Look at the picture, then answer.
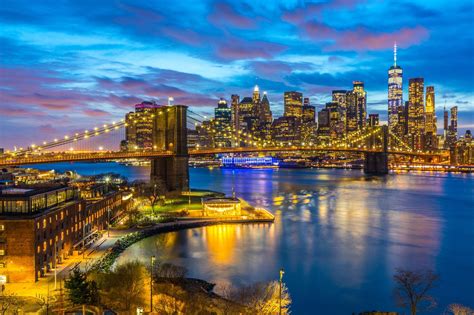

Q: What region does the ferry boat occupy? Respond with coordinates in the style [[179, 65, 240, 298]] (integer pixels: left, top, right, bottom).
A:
[[221, 156, 280, 169]]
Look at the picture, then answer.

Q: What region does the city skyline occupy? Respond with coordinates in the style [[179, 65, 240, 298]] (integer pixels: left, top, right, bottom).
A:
[[1, 0, 473, 149]]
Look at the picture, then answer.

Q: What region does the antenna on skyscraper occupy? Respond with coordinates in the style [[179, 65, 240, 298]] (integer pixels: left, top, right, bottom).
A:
[[394, 42, 397, 67]]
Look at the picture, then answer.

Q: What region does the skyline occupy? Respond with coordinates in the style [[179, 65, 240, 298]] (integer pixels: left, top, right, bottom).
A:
[[1, 0, 473, 149]]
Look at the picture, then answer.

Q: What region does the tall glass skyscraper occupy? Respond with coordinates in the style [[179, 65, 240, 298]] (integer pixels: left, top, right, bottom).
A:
[[388, 43, 403, 135]]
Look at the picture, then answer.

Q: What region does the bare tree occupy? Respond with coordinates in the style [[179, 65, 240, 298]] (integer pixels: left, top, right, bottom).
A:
[[225, 281, 291, 315], [447, 303, 474, 315], [0, 291, 24, 315], [136, 180, 166, 215], [393, 268, 439, 315]]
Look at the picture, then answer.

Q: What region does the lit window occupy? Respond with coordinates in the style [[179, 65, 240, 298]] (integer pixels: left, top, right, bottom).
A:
[[0, 225, 4, 231], [0, 250, 5, 256]]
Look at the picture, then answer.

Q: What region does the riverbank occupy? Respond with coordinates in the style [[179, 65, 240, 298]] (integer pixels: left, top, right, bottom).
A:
[[92, 216, 274, 272]]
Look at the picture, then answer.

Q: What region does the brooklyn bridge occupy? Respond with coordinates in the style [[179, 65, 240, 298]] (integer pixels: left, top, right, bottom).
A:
[[0, 105, 450, 191]]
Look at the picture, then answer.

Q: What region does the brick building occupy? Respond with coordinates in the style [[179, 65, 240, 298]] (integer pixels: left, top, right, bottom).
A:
[[0, 185, 130, 283]]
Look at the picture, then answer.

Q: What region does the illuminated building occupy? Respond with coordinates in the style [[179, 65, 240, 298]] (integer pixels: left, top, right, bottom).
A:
[[424, 86, 438, 150], [450, 130, 473, 165], [443, 104, 449, 139], [272, 116, 300, 146], [425, 86, 436, 134], [301, 102, 317, 144], [346, 81, 367, 132], [446, 106, 458, 148], [214, 98, 232, 147], [388, 43, 403, 135], [230, 94, 240, 146], [0, 185, 130, 283], [203, 198, 241, 216], [124, 101, 161, 151], [317, 108, 330, 140], [368, 114, 380, 127], [284, 91, 303, 118], [332, 90, 347, 136], [260, 91, 273, 123], [407, 78, 425, 150], [302, 105, 316, 123]]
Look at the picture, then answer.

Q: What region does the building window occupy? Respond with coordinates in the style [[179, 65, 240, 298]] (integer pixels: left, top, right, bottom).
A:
[[0, 225, 4, 231], [0, 250, 5, 256]]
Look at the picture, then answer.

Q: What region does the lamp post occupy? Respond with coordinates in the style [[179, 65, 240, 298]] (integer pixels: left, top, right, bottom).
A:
[[279, 268, 285, 315], [150, 255, 156, 313]]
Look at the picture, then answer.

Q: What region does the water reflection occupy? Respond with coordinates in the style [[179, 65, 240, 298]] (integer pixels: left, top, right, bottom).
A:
[[32, 163, 473, 314]]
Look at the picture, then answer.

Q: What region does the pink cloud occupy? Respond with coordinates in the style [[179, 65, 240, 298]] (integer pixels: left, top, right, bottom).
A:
[[209, 3, 256, 29], [326, 26, 429, 51], [216, 39, 287, 60], [83, 109, 109, 117]]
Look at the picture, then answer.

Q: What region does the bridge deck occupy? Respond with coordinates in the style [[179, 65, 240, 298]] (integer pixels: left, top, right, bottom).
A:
[[0, 147, 448, 167]]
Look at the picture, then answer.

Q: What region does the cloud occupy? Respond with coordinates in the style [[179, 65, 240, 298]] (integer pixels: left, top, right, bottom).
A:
[[83, 108, 109, 117], [215, 39, 287, 60], [326, 26, 430, 51], [208, 2, 256, 30]]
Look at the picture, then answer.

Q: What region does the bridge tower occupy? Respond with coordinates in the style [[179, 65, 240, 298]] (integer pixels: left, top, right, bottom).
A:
[[364, 125, 389, 174], [150, 105, 189, 192]]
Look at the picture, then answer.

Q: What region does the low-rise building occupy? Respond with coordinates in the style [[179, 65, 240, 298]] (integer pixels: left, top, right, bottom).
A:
[[203, 198, 241, 217], [0, 185, 131, 283]]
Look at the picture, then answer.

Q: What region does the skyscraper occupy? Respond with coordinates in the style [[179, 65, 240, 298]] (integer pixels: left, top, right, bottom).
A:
[[446, 106, 458, 148], [388, 43, 403, 135], [231, 94, 240, 146], [443, 103, 449, 139], [260, 91, 273, 123], [424, 86, 438, 150], [125, 101, 161, 151], [332, 90, 347, 136], [407, 78, 425, 149], [346, 81, 367, 132], [284, 91, 303, 118], [214, 98, 232, 147], [425, 86, 436, 134]]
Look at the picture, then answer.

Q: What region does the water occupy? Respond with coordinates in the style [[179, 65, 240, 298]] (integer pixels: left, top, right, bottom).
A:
[[30, 162, 474, 313]]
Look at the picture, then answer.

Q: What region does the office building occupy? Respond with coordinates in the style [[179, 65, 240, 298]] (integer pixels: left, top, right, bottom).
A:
[[214, 98, 232, 147], [407, 78, 425, 150], [346, 81, 367, 132], [388, 44, 403, 134], [284, 91, 303, 118], [368, 114, 380, 127]]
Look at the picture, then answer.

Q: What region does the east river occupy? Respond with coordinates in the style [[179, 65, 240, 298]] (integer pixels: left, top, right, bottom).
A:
[[31, 162, 474, 314]]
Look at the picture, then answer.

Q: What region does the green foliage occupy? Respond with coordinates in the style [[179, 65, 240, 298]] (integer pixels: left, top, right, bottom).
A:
[[64, 266, 99, 306]]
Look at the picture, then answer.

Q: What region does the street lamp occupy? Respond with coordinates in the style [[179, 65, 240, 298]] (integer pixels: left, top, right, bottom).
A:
[[150, 255, 156, 313], [279, 268, 285, 315]]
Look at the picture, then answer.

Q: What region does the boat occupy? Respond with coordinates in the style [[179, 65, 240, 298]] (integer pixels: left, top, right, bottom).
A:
[[220, 156, 280, 169]]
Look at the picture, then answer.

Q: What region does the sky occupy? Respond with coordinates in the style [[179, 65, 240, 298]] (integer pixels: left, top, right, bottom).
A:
[[0, 0, 473, 149]]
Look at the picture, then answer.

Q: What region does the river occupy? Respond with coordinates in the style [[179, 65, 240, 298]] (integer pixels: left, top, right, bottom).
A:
[[30, 162, 474, 314]]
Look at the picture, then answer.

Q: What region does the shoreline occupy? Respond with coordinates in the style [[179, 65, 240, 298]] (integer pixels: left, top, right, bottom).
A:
[[92, 217, 274, 272]]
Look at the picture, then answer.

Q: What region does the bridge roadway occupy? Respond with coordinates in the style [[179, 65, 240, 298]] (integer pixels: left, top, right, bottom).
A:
[[0, 146, 447, 167]]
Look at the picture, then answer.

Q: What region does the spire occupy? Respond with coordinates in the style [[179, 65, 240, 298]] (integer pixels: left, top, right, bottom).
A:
[[254, 85, 259, 92], [393, 42, 397, 67]]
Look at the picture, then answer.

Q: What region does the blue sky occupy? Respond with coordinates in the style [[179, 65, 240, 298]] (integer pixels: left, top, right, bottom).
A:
[[0, 0, 473, 149]]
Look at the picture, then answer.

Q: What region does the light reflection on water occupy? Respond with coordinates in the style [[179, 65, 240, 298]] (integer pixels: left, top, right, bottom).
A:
[[30, 163, 474, 314]]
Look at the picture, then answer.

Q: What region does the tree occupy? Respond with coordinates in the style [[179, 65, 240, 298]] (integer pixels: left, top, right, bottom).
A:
[[447, 303, 474, 315], [393, 268, 439, 315], [136, 180, 166, 215], [96, 260, 146, 313], [225, 281, 291, 314], [64, 266, 99, 306], [0, 291, 24, 315]]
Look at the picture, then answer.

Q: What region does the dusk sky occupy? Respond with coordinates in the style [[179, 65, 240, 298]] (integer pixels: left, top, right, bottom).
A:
[[1, 0, 473, 149]]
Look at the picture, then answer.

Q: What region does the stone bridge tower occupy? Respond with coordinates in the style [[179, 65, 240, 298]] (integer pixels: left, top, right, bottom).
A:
[[150, 105, 189, 192]]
